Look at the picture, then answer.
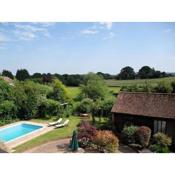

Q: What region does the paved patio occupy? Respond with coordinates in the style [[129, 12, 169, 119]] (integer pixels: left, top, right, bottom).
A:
[[24, 138, 71, 153]]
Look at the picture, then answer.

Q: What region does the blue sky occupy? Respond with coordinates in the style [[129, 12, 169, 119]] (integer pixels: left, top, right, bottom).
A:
[[0, 22, 175, 74]]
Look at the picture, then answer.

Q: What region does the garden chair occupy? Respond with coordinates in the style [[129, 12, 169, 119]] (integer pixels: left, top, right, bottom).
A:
[[55, 119, 69, 128], [48, 118, 63, 126]]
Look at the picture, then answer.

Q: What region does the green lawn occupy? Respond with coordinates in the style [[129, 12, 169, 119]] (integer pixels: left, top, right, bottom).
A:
[[14, 116, 81, 153], [105, 76, 175, 87], [67, 86, 121, 99], [67, 86, 81, 99]]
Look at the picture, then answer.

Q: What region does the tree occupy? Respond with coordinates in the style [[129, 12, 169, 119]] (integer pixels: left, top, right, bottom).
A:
[[2, 70, 14, 79], [16, 69, 30, 81], [117, 66, 135, 80], [80, 73, 108, 101], [48, 79, 70, 103], [13, 81, 40, 119], [42, 73, 53, 83], [32, 72, 42, 79], [138, 66, 154, 79]]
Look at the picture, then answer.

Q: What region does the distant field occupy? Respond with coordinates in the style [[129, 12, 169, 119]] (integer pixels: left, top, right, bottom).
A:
[[67, 86, 121, 99], [67, 77, 175, 98], [105, 77, 175, 87]]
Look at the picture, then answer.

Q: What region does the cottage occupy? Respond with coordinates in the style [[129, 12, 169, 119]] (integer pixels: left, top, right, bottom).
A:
[[111, 92, 175, 139]]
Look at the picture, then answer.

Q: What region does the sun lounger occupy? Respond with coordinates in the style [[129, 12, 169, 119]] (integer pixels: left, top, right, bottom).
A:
[[48, 118, 62, 126], [55, 119, 69, 128]]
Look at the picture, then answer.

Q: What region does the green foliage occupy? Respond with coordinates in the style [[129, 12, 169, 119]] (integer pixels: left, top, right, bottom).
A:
[[149, 144, 170, 153], [92, 130, 119, 153], [135, 126, 151, 147], [154, 81, 173, 93], [0, 80, 14, 103], [75, 98, 94, 114], [37, 97, 61, 118], [121, 80, 174, 93], [80, 73, 108, 101], [16, 69, 30, 81], [118, 66, 135, 80], [49, 79, 71, 103], [0, 100, 17, 125], [171, 81, 175, 93], [13, 81, 41, 119], [42, 73, 53, 84], [2, 70, 14, 79], [138, 66, 155, 79], [150, 132, 172, 153], [122, 125, 138, 144]]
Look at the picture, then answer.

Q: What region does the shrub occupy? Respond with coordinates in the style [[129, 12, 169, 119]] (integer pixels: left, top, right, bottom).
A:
[[13, 81, 38, 119], [75, 98, 94, 114], [154, 81, 173, 93], [150, 132, 172, 153], [121, 125, 138, 144], [92, 130, 119, 153], [77, 121, 97, 148], [152, 132, 172, 147], [48, 79, 71, 103], [171, 81, 175, 93], [135, 126, 151, 147], [37, 98, 61, 118], [0, 100, 17, 119]]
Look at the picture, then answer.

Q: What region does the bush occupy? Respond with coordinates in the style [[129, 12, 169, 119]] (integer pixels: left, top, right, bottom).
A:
[[37, 98, 61, 118], [92, 130, 119, 153], [77, 121, 97, 148], [152, 132, 172, 147], [75, 98, 94, 114], [13, 81, 39, 119], [171, 81, 175, 93], [0, 100, 18, 125], [135, 126, 151, 147], [154, 81, 173, 93], [122, 125, 138, 144], [150, 132, 172, 153], [48, 79, 71, 103]]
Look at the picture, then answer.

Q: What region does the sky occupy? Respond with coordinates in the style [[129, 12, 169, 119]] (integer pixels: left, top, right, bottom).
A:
[[0, 22, 175, 75]]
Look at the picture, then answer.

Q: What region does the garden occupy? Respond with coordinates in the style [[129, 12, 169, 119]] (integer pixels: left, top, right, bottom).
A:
[[1, 69, 175, 153], [121, 125, 173, 153]]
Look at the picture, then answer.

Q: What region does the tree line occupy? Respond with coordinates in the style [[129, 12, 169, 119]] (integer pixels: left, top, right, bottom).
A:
[[0, 66, 172, 86]]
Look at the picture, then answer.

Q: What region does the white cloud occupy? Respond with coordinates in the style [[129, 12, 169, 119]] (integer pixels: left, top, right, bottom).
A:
[[103, 32, 115, 40], [81, 29, 99, 35], [14, 24, 51, 41], [100, 22, 113, 30]]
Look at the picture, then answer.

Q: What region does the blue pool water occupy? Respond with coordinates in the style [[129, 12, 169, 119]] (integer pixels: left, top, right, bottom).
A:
[[0, 123, 43, 142]]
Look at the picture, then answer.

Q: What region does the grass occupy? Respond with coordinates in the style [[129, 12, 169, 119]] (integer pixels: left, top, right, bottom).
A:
[[105, 77, 175, 87], [67, 86, 81, 99], [14, 116, 81, 153], [67, 86, 121, 99]]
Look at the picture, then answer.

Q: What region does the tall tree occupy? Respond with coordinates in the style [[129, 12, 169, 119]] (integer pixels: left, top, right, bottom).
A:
[[118, 66, 135, 80], [2, 70, 14, 79], [80, 73, 108, 101], [138, 66, 154, 79], [42, 73, 53, 83], [16, 69, 30, 81]]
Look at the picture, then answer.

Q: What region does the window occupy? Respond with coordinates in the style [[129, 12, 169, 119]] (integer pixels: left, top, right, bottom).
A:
[[154, 120, 166, 133]]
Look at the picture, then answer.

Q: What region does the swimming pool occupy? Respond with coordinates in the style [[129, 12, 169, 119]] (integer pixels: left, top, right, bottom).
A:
[[0, 123, 43, 143]]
